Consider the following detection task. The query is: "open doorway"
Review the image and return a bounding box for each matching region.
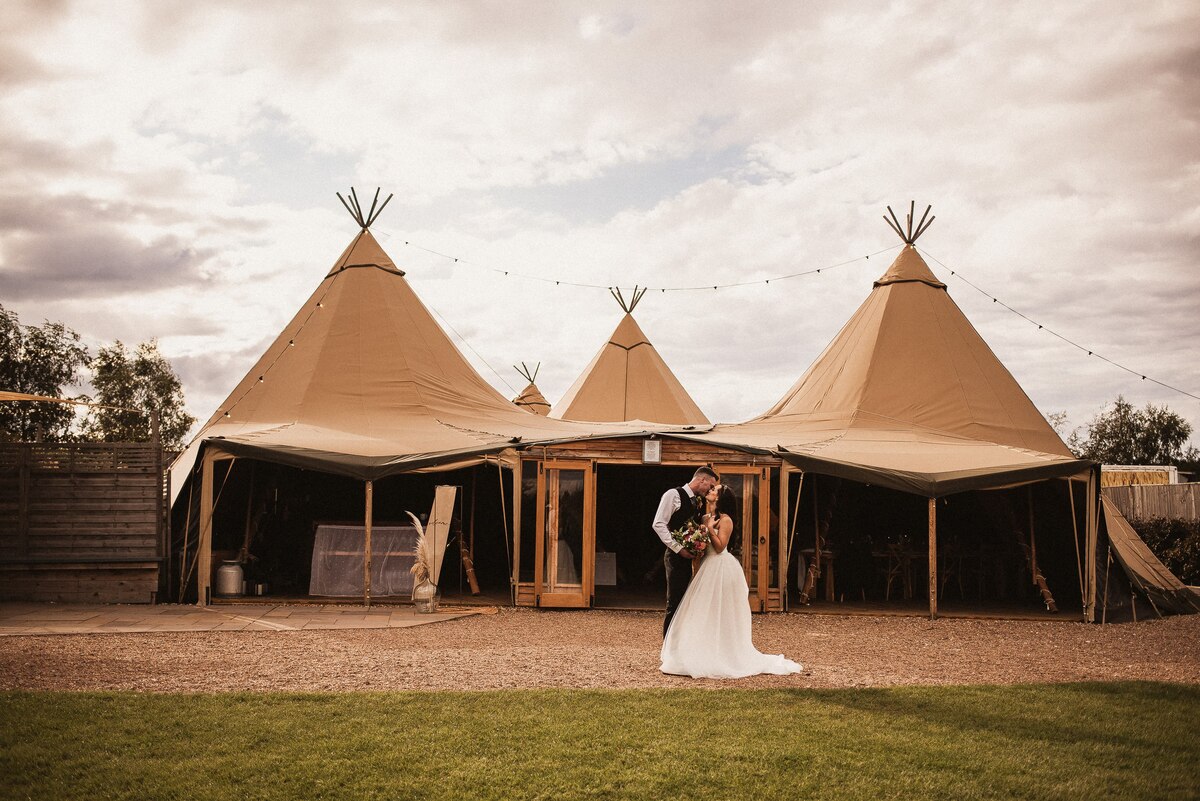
[592,464,695,609]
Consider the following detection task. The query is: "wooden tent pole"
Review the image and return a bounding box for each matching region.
[509,460,520,606]
[1085,468,1099,622]
[928,497,938,619]
[198,450,216,606]
[177,466,196,603]
[363,480,373,608]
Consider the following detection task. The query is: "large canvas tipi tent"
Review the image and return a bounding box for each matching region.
[700,204,1195,620]
[552,287,709,426]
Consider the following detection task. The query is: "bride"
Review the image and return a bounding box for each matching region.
[660,483,803,679]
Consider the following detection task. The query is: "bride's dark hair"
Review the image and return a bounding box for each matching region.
[714,485,737,519]
[714,485,740,556]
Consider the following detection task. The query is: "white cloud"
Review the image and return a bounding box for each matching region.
[1,0,1196,447]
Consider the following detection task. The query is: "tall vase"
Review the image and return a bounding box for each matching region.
[413,579,439,613]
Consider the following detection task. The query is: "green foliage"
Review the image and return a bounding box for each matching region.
[2,683,1198,800]
[83,340,195,450]
[0,303,90,441]
[1132,517,1200,585]
[1071,396,1197,465]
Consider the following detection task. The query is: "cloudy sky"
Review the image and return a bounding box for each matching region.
[2,0,1198,446]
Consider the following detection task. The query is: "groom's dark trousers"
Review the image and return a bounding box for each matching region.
[663,549,694,638]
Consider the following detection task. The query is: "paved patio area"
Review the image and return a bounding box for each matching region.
[0,602,484,636]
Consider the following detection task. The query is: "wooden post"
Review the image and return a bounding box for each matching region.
[1084,468,1098,623]
[511,459,522,606]
[363,480,373,608]
[928,497,937,620]
[198,450,216,606]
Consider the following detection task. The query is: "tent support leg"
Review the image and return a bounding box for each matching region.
[363,480,373,608]
[928,497,938,620]
[1085,468,1099,622]
[198,451,216,606]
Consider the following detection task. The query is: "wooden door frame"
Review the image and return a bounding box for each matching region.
[533,459,594,608]
[713,464,772,611]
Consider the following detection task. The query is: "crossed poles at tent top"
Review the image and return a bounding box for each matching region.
[337,187,394,230]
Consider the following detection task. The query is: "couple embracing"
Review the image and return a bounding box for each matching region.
[653,466,803,679]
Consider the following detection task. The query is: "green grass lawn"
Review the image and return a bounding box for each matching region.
[2,683,1197,800]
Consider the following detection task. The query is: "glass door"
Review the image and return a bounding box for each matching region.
[714,466,770,611]
[533,460,594,607]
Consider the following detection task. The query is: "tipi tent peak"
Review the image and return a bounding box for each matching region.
[883,200,936,245]
[610,285,647,314]
[336,186,394,230]
[512,362,551,416]
[551,288,709,425]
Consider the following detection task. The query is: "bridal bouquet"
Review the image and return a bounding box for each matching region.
[671,521,712,555]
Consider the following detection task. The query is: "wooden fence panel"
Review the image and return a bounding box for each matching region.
[1103,484,1200,521]
[0,442,163,603]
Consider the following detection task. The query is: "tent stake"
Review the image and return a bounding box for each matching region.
[928,497,938,620]
[364,480,373,608]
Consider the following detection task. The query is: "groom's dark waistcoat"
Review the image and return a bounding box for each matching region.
[667,487,700,536]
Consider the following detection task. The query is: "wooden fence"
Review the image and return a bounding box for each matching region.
[0,442,164,603]
[1103,483,1200,522]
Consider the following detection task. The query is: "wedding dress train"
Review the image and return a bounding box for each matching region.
[660,549,803,679]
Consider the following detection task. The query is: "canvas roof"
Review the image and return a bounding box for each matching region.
[1102,496,1200,615]
[552,312,709,425]
[170,229,683,500]
[695,245,1090,495]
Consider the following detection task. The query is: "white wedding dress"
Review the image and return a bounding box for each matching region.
[660,547,803,678]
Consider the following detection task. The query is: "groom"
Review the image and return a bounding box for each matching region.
[652,466,719,638]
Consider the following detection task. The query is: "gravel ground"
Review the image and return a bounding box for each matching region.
[1,608,1198,692]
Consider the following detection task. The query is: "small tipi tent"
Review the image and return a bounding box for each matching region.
[511,362,550,416]
[552,287,709,426]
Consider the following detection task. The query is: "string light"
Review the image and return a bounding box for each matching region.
[373,227,897,292]
[922,250,1200,403]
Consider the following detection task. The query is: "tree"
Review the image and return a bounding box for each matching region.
[0,303,90,441]
[83,340,196,450]
[1073,395,1198,466]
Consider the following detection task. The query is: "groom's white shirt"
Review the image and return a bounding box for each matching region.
[653,485,695,554]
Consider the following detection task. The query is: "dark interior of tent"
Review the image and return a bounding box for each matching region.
[171,458,514,604]
[594,464,697,608]
[783,474,1088,616]
[172,457,1087,616]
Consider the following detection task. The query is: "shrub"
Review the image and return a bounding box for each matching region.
[1130,517,1200,585]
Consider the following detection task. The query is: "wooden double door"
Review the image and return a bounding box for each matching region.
[528,460,779,610]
